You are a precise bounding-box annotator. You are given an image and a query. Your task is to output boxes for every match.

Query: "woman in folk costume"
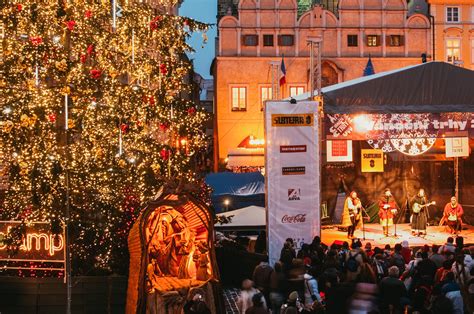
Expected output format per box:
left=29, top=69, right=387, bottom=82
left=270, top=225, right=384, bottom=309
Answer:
left=343, top=191, right=362, bottom=239
left=378, top=188, right=398, bottom=236
left=441, top=196, right=464, bottom=234
left=411, top=189, right=430, bottom=236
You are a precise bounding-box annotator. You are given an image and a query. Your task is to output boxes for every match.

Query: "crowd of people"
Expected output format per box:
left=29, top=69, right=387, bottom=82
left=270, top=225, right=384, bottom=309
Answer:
left=237, top=236, right=474, bottom=314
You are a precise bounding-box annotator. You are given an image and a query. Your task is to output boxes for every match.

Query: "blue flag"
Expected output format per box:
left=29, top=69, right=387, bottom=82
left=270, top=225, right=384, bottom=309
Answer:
left=363, top=55, right=375, bottom=76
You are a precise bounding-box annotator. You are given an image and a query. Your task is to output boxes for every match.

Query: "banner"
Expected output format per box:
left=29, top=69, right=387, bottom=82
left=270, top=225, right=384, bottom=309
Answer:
left=361, top=149, right=384, bottom=172
left=327, top=140, right=353, bottom=162
left=265, top=101, right=320, bottom=266
left=0, top=221, right=65, bottom=263
left=446, top=137, right=470, bottom=158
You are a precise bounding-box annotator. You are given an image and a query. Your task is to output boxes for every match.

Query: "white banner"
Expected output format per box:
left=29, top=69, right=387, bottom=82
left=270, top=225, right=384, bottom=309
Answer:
left=445, top=137, right=469, bottom=157
left=265, top=100, right=320, bottom=266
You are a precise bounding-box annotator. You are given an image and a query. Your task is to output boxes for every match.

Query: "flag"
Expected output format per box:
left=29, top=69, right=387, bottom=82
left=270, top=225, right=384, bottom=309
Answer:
left=363, top=55, right=375, bottom=76
left=279, top=57, right=286, bottom=86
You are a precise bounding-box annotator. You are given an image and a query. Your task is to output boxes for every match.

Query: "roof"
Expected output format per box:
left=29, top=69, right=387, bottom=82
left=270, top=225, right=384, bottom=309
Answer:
left=205, top=172, right=264, bottom=196
left=293, top=62, right=474, bottom=114
left=215, top=205, right=265, bottom=228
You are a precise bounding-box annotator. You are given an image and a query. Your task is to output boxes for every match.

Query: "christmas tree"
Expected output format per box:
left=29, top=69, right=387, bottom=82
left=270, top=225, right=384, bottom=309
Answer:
left=0, top=1, right=209, bottom=275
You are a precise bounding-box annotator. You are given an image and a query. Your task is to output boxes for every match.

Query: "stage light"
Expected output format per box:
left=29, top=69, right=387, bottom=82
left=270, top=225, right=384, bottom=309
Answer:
left=353, top=114, right=373, bottom=132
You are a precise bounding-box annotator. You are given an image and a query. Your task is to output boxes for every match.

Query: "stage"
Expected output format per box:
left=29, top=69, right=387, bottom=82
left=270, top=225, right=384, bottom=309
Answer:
left=321, top=223, right=474, bottom=247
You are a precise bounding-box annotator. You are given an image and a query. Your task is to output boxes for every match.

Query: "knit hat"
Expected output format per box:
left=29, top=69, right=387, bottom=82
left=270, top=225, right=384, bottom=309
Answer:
left=288, top=291, right=299, bottom=302
left=402, top=240, right=409, bottom=248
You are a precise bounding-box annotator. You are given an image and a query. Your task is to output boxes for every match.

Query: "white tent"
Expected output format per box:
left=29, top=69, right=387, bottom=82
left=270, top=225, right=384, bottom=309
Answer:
left=215, top=205, right=266, bottom=228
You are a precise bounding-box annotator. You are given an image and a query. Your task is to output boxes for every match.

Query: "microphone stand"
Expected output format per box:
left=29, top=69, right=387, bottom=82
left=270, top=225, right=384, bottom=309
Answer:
left=361, top=205, right=373, bottom=242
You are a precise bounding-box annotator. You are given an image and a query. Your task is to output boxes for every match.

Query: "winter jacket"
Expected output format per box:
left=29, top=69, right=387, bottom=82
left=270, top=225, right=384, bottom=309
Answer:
left=303, top=273, right=321, bottom=305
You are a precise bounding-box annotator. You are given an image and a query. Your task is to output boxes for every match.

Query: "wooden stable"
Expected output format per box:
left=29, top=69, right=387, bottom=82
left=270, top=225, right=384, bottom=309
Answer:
left=126, top=192, right=224, bottom=314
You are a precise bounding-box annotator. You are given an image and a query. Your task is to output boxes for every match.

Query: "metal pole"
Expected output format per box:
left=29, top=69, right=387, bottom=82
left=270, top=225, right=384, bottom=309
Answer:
left=65, top=94, right=72, bottom=314
left=455, top=157, right=459, bottom=200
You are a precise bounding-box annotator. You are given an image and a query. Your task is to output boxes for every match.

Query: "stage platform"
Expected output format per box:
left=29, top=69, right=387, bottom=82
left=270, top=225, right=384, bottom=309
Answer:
left=321, top=223, right=474, bottom=247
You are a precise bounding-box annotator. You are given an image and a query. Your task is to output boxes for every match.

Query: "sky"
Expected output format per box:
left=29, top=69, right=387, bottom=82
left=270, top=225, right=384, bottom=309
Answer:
left=180, top=0, right=217, bottom=79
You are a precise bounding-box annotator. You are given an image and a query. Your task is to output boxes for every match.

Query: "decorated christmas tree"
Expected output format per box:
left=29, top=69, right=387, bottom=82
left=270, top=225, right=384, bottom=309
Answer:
left=0, top=0, right=209, bottom=274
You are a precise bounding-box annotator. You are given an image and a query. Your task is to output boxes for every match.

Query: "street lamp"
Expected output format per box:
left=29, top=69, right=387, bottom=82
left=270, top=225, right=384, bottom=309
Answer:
left=223, top=199, right=230, bottom=212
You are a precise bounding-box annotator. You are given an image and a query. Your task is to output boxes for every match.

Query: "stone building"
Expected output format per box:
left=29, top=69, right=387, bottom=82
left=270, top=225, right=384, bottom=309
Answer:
left=213, top=0, right=431, bottom=166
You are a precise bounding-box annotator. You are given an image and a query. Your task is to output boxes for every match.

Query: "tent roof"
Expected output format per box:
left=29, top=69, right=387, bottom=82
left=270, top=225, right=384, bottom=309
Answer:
left=293, top=62, right=474, bottom=114
left=216, top=205, right=265, bottom=227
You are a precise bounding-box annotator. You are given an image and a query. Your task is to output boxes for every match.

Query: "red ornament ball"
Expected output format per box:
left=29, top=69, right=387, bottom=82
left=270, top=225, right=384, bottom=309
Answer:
left=160, top=148, right=170, bottom=160
left=90, top=69, right=102, bottom=79
left=187, top=107, right=196, bottom=115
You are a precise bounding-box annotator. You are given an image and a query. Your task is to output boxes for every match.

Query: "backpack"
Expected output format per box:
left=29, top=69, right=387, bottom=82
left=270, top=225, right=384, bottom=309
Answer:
left=347, top=252, right=360, bottom=272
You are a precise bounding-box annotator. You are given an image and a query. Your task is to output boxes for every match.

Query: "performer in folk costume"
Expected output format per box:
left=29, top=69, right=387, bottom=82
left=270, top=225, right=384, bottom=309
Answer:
left=378, top=188, right=398, bottom=236
left=344, top=191, right=362, bottom=239
left=411, top=188, right=433, bottom=236
left=441, top=196, right=464, bottom=234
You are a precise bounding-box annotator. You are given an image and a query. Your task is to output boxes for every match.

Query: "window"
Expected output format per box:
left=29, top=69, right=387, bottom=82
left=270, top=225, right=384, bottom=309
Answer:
left=472, top=39, right=474, bottom=64
left=388, top=35, right=404, bottom=47
left=446, top=38, right=461, bottom=62
left=260, top=86, right=272, bottom=110
left=366, top=35, right=380, bottom=47
left=263, top=35, right=274, bottom=47
left=347, top=35, right=358, bottom=47
left=289, top=86, right=305, bottom=97
left=231, top=87, right=247, bottom=111
left=242, top=35, right=258, bottom=46
left=446, top=7, right=460, bottom=23
left=278, top=35, right=294, bottom=46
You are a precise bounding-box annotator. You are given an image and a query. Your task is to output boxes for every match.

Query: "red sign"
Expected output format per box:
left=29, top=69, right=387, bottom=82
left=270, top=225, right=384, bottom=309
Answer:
left=331, top=140, right=348, bottom=157
left=0, top=221, right=65, bottom=262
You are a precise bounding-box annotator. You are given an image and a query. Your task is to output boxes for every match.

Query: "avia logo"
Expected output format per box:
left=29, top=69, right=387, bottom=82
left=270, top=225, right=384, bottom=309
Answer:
left=288, top=189, right=301, bottom=201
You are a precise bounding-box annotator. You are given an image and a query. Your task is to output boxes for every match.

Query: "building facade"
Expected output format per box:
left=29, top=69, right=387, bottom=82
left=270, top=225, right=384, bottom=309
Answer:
left=214, top=0, right=431, bottom=165
left=428, top=0, right=474, bottom=68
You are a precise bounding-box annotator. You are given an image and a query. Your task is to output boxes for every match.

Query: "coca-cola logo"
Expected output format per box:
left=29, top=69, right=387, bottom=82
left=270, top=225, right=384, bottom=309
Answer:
left=281, top=214, right=306, bottom=223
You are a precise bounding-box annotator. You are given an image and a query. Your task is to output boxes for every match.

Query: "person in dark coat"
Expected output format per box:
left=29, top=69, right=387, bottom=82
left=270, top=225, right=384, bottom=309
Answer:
left=379, top=266, right=408, bottom=312
left=245, top=293, right=269, bottom=314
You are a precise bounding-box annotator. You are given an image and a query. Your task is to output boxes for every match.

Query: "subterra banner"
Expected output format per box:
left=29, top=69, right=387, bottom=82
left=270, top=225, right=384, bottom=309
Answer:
left=265, top=101, right=320, bottom=266
left=326, top=113, right=474, bottom=140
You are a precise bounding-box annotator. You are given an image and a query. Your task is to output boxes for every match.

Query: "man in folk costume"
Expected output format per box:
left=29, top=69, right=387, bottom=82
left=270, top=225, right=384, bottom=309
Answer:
left=378, top=188, right=398, bottom=236
left=441, top=196, right=464, bottom=234
left=411, top=189, right=430, bottom=236
left=343, top=191, right=362, bottom=239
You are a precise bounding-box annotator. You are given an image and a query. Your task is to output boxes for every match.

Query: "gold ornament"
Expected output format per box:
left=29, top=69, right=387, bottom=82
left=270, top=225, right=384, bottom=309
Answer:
left=55, top=59, right=67, bottom=72
left=151, top=163, right=161, bottom=173
left=62, top=86, right=71, bottom=95
left=19, top=161, right=29, bottom=176
left=2, top=121, right=14, bottom=133
left=118, top=159, right=127, bottom=168
left=20, top=114, right=30, bottom=127
left=28, top=114, right=38, bottom=127
left=67, top=119, right=75, bottom=129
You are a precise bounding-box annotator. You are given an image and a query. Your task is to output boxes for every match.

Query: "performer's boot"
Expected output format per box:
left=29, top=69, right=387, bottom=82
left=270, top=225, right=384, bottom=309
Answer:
left=383, top=226, right=388, bottom=236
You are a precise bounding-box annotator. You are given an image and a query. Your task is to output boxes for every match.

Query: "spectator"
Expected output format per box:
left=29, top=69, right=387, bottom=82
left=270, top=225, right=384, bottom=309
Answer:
left=303, top=267, right=321, bottom=306
left=288, top=259, right=306, bottom=280
left=442, top=272, right=464, bottom=314
left=269, top=262, right=287, bottom=314
left=237, top=279, right=261, bottom=313
left=373, top=253, right=387, bottom=282
left=431, top=285, right=454, bottom=314
left=436, top=259, right=454, bottom=284
left=253, top=258, right=273, bottom=305
left=310, top=236, right=326, bottom=264
left=297, top=243, right=312, bottom=266
left=439, top=237, right=456, bottom=254
left=390, top=243, right=406, bottom=274
left=411, top=276, right=432, bottom=314
left=357, top=252, right=377, bottom=284
left=281, top=291, right=302, bottom=314
left=323, top=271, right=355, bottom=314
left=430, top=244, right=446, bottom=269
left=401, top=240, right=411, bottom=264
left=451, top=253, right=471, bottom=287
left=254, top=231, right=267, bottom=254
left=364, top=242, right=374, bottom=259
left=379, top=266, right=408, bottom=312
left=417, top=251, right=438, bottom=284
left=345, top=241, right=363, bottom=282
left=280, top=241, right=296, bottom=272
left=245, top=293, right=268, bottom=314
left=183, top=293, right=211, bottom=314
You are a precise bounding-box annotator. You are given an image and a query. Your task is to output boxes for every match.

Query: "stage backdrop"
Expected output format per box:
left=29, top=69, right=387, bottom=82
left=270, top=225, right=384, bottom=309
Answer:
left=265, top=100, right=320, bottom=266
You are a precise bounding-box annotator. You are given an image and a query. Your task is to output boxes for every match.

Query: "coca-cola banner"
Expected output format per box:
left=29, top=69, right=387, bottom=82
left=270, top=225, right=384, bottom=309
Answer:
left=265, top=101, right=320, bottom=266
